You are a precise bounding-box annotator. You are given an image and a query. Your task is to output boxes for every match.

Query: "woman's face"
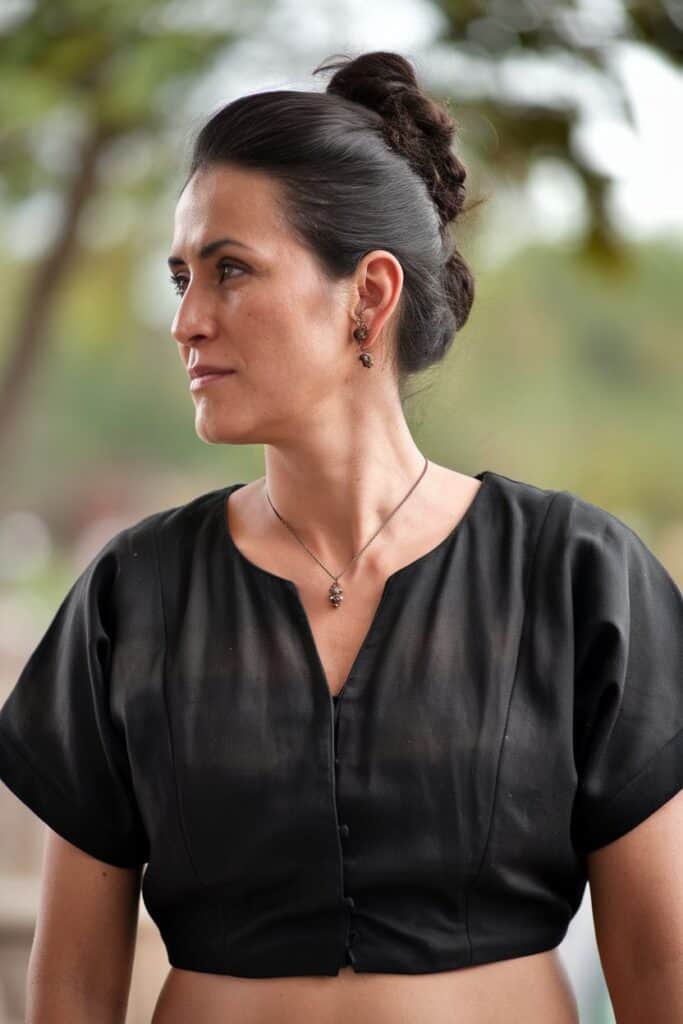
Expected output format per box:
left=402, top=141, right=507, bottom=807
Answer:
left=168, top=163, right=362, bottom=446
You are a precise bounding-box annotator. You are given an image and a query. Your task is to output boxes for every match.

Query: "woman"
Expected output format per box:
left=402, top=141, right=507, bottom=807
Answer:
left=1, top=51, right=681, bottom=1024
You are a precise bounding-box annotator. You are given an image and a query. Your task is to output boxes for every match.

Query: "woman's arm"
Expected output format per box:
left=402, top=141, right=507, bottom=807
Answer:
left=25, top=827, right=143, bottom=1023
left=587, top=789, right=683, bottom=1024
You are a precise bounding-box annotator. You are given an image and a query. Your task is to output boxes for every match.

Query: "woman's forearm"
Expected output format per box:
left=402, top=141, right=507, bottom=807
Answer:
left=25, top=976, right=128, bottom=1024
left=609, top=955, right=683, bottom=1024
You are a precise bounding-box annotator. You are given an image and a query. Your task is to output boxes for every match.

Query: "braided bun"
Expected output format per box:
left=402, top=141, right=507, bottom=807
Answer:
left=316, top=51, right=467, bottom=229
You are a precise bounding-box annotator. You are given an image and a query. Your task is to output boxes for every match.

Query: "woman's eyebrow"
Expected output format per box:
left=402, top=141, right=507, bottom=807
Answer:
left=167, top=236, right=255, bottom=267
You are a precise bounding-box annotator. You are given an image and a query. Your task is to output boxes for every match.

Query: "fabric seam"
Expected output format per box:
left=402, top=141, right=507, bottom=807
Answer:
left=152, top=522, right=208, bottom=890
left=589, top=722, right=683, bottom=813
left=463, top=488, right=565, bottom=965
left=570, top=492, right=683, bottom=810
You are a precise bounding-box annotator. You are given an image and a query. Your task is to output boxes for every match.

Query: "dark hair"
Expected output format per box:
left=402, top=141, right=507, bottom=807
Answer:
left=181, top=50, right=483, bottom=401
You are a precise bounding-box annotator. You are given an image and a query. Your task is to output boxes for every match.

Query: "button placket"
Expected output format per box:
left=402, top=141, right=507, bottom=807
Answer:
left=332, top=691, right=359, bottom=965
left=344, top=944, right=358, bottom=966
left=344, top=924, right=359, bottom=967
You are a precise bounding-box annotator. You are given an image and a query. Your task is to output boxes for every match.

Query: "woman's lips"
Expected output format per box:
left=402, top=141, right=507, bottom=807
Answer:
left=189, top=371, right=236, bottom=392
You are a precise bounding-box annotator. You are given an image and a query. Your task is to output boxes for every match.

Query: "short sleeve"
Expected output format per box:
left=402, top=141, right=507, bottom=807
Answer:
left=0, top=536, right=149, bottom=868
left=569, top=497, right=683, bottom=856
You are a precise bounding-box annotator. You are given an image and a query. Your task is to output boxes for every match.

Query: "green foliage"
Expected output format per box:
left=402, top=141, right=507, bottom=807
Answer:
left=433, top=0, right=682, bottom=266
left=0, top=0, right=240, bottom=193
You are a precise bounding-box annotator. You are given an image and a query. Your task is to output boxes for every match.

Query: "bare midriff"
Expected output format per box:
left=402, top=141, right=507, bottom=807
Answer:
left=150, top=950, right=580, bottom=1024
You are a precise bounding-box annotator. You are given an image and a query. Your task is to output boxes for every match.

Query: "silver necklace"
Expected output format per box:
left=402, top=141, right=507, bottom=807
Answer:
left=264, top=456, right=430, bottom=609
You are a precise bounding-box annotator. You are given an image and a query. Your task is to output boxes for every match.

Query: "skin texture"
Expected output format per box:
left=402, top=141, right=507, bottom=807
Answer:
left=26, top=829, right=141, bottom=1023
left=587, top=790, right=683, bottom=1023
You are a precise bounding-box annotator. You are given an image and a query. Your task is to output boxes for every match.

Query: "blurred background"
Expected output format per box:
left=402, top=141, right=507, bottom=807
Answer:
left=0, top=1, right=681, bottom=1021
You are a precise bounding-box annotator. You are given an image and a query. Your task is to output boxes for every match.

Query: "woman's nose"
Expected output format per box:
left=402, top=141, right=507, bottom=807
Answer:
left=171, top=286, right=218, bottom=346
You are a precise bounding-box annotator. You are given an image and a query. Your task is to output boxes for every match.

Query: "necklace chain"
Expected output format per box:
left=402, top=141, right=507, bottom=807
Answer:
left=264, top=456, right=429, bottom=608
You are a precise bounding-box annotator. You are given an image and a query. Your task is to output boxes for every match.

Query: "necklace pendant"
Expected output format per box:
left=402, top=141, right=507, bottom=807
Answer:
left=328, top=581, right=344, bottom=608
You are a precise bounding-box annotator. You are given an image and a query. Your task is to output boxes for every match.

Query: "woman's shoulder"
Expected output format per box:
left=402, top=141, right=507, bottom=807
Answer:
left=484, top=467, right=652, bottom=542
left=481, top=470, right=678, bottom=598
left=101, top=484, right=234, bottom=558
left=71, top=485, right=238, bottom=613
left=130, top=483, right=232, bottom=536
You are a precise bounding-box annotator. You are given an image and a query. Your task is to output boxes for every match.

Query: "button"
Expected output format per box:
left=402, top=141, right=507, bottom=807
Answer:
left=339, top=823, right=350, bottom=838
left=343, top=895, right=355, bottom=909
left=347, top=929, right=359, bottom=945
left=334, top=755, right=340, bottom=765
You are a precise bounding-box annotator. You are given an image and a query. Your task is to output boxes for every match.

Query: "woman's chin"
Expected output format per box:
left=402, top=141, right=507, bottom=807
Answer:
left=195, top=415, right=256, bottom=446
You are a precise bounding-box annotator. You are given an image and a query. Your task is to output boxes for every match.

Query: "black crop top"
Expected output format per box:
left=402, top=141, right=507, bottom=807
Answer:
left=1, top=469, right=681, bottom=978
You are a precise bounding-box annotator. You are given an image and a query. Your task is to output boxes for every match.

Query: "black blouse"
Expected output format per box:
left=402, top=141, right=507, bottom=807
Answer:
left=0, top=469, right=681, bottom=978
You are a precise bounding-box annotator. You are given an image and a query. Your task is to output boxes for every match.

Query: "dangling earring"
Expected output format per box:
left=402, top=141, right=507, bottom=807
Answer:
left=353, top=313, right=373, bottom=368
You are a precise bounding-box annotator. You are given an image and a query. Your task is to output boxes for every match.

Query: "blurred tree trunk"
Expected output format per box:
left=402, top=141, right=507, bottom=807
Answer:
left=0, top=122, right=111, bottom=468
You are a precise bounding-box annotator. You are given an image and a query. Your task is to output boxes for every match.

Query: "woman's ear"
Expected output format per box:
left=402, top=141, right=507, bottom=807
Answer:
left=353, top=249, right=403, bottom=343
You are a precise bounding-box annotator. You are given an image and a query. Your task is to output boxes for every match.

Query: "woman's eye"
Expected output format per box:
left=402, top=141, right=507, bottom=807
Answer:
left=169, top=274, right=187, bottom=296
left=169, top=262, right=244, bottom=297
left=218, top=261, right=244, bottom=283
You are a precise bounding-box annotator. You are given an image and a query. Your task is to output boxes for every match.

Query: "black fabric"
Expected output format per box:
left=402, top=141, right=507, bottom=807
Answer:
left=0, top=539, right=149, bottom=868
left=0, top=469, right=681, bottom=979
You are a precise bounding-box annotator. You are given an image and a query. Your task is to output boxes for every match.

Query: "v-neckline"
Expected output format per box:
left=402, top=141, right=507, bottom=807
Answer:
left=219, top=470, right=493, bottom=702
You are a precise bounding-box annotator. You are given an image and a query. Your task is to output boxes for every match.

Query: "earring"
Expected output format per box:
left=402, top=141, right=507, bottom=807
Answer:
left=353, top=314, right=373, bottom=368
